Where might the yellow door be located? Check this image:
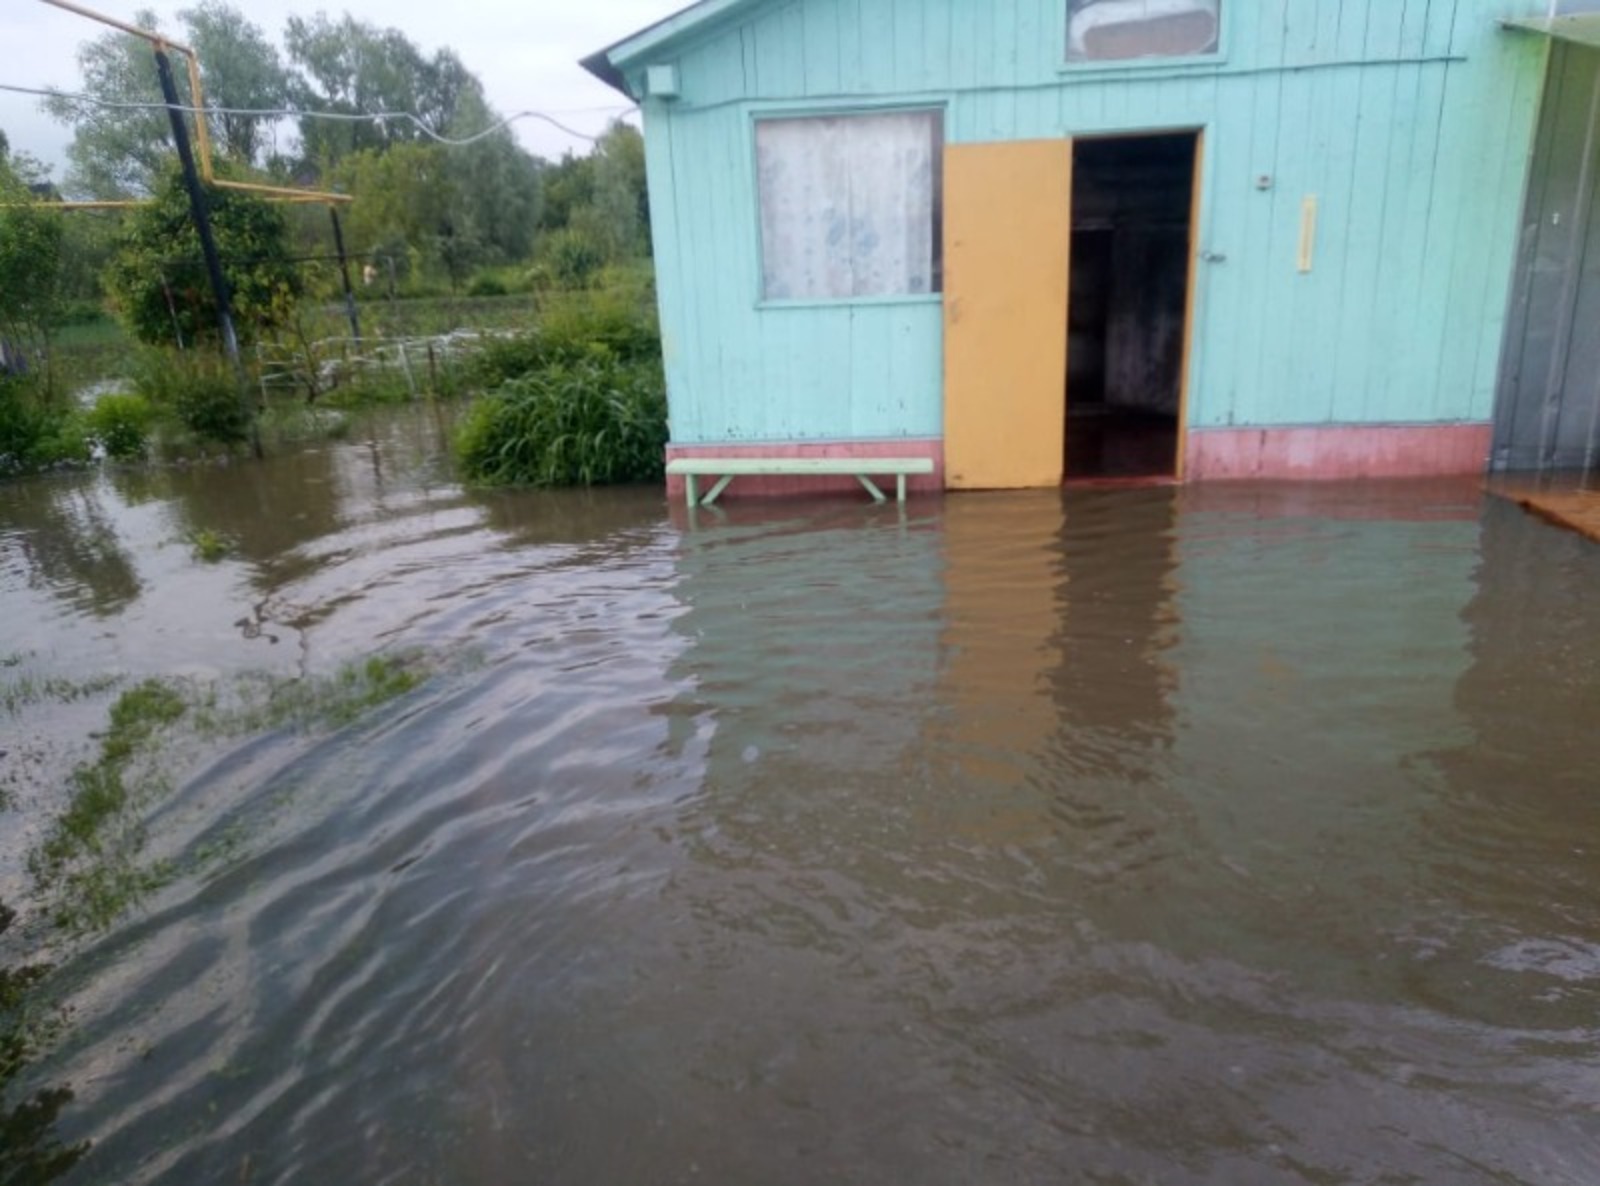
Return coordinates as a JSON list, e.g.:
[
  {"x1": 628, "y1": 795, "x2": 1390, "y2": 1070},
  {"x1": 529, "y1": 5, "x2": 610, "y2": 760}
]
[{"x1": 943, "y1": 140, "x2": 1074, "y2": 490}]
